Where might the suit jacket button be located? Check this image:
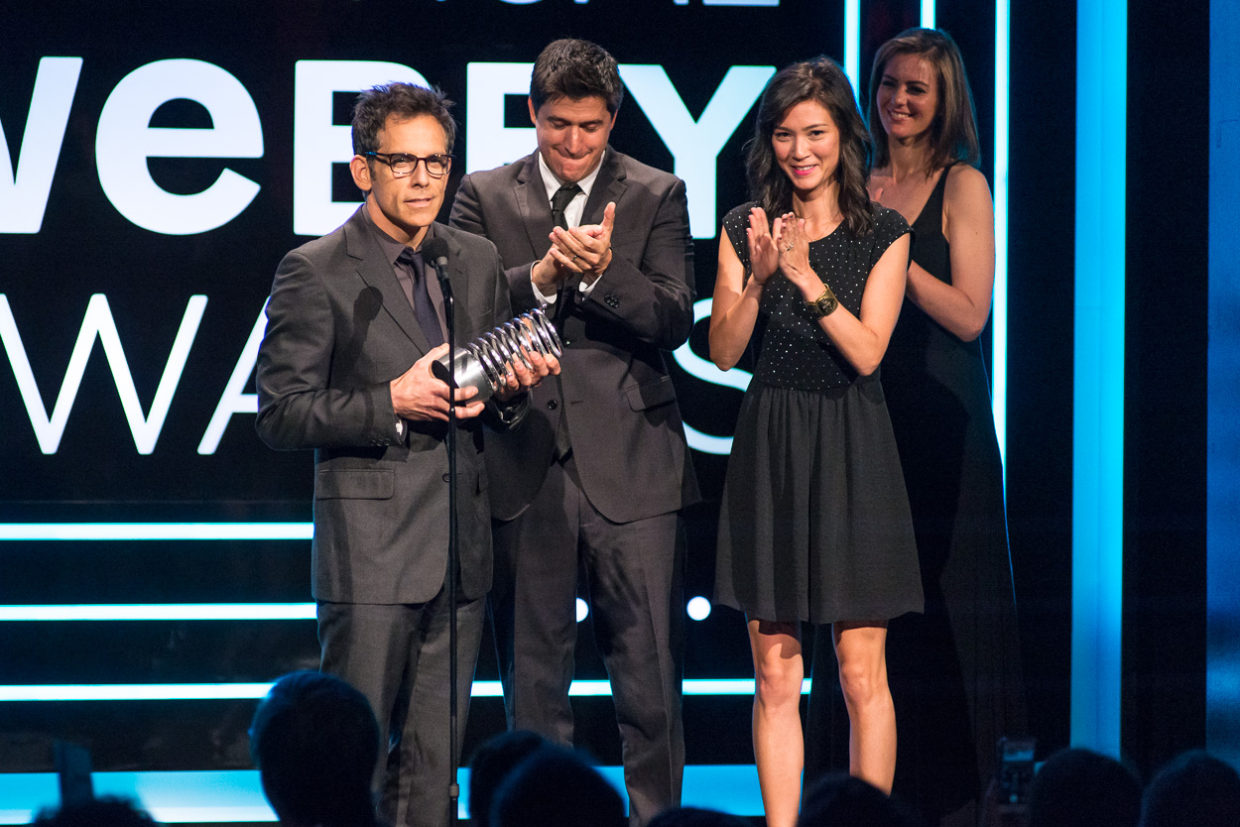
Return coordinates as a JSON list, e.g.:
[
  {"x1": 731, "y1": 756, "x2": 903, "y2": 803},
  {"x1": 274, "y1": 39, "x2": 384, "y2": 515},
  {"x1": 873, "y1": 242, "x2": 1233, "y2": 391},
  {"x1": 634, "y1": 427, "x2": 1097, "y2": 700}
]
[
  {"x1": 547, "y1": 399, "x2": 558, "y2": 410},
  {"x1": 442, "y1": 473, "x2": 451, "y2": 483}
]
